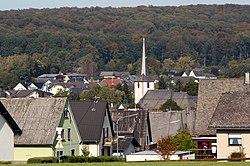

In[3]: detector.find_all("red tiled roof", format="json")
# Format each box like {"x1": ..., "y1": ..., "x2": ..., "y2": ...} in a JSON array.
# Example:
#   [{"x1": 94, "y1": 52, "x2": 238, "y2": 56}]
[{"x1": 100, "y1": 79, "x2": 120, "y2": 87}]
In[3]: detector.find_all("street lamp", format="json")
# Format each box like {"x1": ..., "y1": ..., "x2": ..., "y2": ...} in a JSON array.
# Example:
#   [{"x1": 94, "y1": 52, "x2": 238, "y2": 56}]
[{"x1": 116, "y1": 113, "x2": 138, "y2": 158}]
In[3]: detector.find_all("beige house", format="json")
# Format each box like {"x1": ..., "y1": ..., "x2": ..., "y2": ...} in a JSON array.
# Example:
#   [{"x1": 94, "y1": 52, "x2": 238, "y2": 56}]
[{"x1": 209, "y1": 92, "x2": 250, "y2": 159}]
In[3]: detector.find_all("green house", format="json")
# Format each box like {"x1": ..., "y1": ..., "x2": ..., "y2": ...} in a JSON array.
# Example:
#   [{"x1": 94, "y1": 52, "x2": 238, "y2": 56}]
[{"x1": 0, "y1": 97, "x2": 81, "y2": 161}]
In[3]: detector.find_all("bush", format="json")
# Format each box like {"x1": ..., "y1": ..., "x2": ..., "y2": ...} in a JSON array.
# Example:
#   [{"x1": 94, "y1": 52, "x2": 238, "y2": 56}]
[
  {"x1": 27, "y1": 156, "x2": 58, "y2": 163},
  {"x1": 0, "y1": 161, "x2": 11, "y2": 164},
  {"x1": 229, "y1": 147, "x2": 246, "y2": 162},
  {"x1": 61, "y1": 156, "x2": 123, "y2": 163}
]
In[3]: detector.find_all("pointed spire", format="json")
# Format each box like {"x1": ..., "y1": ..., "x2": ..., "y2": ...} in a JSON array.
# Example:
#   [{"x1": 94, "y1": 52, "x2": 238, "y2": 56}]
[{"x1": 141, "y1": 37, "x2": 146, "y2": 76}]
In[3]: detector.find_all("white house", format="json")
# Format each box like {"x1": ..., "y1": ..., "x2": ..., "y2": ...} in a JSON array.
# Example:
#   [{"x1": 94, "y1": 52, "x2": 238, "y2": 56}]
[
  {"x1": 13, "y1": 83, "x2": 27, "y2": 91},
  {"x1": 0, "y1": 102, "x2": 22, "y2": 161},
  {"x1": 48, "y1": 83, "x2": 74, "y2": 95}
]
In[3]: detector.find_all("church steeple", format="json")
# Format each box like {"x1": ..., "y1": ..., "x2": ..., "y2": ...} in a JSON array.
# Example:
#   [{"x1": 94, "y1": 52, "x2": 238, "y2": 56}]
[{"x1": 141, "y1": 37, "x2": 146, "y2": 76}]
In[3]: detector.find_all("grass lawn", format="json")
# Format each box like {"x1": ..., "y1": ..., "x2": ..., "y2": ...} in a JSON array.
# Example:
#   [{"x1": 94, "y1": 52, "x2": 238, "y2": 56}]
[{"x1": 8, "y1": 162, "x2": 250, "y2": 166}]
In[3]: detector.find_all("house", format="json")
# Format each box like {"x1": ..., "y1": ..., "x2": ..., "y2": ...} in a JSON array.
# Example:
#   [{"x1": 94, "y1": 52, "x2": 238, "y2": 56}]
[
  {"x1": 100, "y1": 78, "x2": 121, "y2": 87},
  {"x1": 194, "y1": 74, "x2": 250, "y2": 158},
  {"x1": 13, "y1": 83, "x2": 27, "y2": 91},
  {"x1": 65, "y1": 73, "x2": 87, "y2": 83},
  {"x1": 37, "y1": 74, "x2": 60, "y2": 82},
  {"x1": 70, "y1": 100, "x2": 115, "y2": 156},
  {"x1": 3, "y1": 90, "x2": 52, "y2": 98},
  {"x1": 111, "y1": 109, "x2": 152, "y2": 151},
  {"x1": 182, "y1": 69, "x2": 217, "y2": 80},
  {"x1": 126, "y1": 150, "x2": 195, "y2": 162},
  {"x1": 0, "y1": 101, "x2": 22, "y2": 161},
  {"x1": 0, "y1": 98, "x2": 81, "y2": 161},
  {"x1": 48, "y1": 82, "x2": 74, "y2": 95},
  {"x1": 99, "y1": 71, "x2": 130, "y2": 79},
  {"x1": 209, "y1": 92, "x2": 250, "y2": 159},
  {"x1": 112, "y1": 137, "x2": 140, "y2": 158},
  {"x1": 138, "y1": 89, "x2": 197, "y2": 111}
]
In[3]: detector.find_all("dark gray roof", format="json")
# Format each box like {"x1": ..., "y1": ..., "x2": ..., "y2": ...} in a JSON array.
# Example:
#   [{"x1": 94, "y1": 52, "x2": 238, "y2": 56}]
[
  {"x1": 138, "y1": 90, "x2": 196, "y2": 111},
  {"x1": 193, "y1": 70, "x2": 205, "y2": 77},
  {"x1": 134, "y1": 75, "x2": 155, "y2": 82},
  {"x1": 111, "y1": 109, "x2": 151, "y2": 151},
  {"x1": 48, "y1": 82, "x2": 74, "y2": 89},
  {"x1": 0, "y1": 101, "x2": 22, "y2": 135},
  {"x1": 99, "y1": 71, "x2": 130, "y2": 77},
  {"x1": 112, "y1": 137, "x2": 140, "y2": 152},
  {"x1": 33, "y1": 82, "x2": 44, "y2": 89},
  {"x1": 195, "y1": 78, "x2": 250, "y2": 136},
  {"x1": 70, "y1": 100, "x2": 114, "y2": 143},
  {"x1": 209, "y1": 92, "x2": 250, "y2": 129},
  {"x1": 0, "y1": 97, "x2": 67, "y2": 145},
  {"x1": 149, "y1": 110, "x2": 196, "y2": 143}
]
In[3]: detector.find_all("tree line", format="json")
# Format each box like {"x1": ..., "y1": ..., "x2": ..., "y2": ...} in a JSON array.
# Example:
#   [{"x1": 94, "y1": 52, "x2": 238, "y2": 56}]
[{"x1": 0, "y1": 5, "x2": 249, "y2": 87}]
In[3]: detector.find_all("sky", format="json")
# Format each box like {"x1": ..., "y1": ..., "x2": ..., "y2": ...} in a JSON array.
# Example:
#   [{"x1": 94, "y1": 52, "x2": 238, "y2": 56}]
[{"x1": 0, "y1": 0, "x2": 249, "y2": 10}]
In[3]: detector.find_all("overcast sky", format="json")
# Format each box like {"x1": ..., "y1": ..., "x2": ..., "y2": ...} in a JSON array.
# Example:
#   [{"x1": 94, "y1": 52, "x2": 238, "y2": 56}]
[{"x1": 0, "y1": 0, "x2": 249, "y2": 10}]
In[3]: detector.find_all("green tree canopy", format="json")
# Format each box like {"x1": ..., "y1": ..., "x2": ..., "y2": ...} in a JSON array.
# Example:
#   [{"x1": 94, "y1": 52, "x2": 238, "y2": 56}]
[
  {"x1": 174, "y1": 129, "x2": 197, "y2": 151},
  {"x1": 160, "y1": 99, "x2": 183, "y2": 111}
]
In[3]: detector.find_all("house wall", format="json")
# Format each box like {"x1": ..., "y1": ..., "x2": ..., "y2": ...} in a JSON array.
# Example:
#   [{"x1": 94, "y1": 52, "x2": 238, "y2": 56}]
[
  {"x1": 100, "y1": 108, "x2": 113, "y2": 156},
  {"x1": 13, "y1": 83, "x2": 27, "y2": 91},
  {"x1": 14, "y1": 147, "x2": 53, "y2": 161},
  {"x1": 57, "y1": 103, "x2": 81, "y2": 156},
  {"x1": 0, "y1": 115, "x2": 14, "y2": 161},
  {"x1": 217, "y1": 132, "x2": 250, "y2": 159},
  {"x1": 134, "y1": 81, "x2": 154, "y2": 104}
]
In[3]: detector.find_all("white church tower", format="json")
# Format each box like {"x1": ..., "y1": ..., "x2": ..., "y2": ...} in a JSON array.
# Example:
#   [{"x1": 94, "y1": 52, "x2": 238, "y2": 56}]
[{"x1": 134, "y1": 37, "x2": 155, "y2": 104}]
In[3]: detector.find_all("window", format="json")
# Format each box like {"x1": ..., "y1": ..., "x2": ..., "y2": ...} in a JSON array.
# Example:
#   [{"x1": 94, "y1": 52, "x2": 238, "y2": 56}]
[
  {"x1": 106, "y1": 127, "x2": 109, "y2": 137},
  {"x1": 147, "y1": 82, "x2": 150, "y2": 88},
  {"x1": 57, "y1": 150, "x2": 64, "y2": 158},
  {"x1": 68, "y1": 128, "x2": 71, "y2": 141},
  {"x1": 64, "y1": 109, "x2": 68, "y2": 118},
  {"x1": 71, "y1": 149, "x2": 75, "y2": 156},
  {"x1": 61, "y1": 129, "x2": 64, "y2": 140},
  {"x1": 228, "y1": 134, "x2": 242, "y2": 146},
  {"x1": 137, "y1": 82, "x2": 140, "y2": 88}
]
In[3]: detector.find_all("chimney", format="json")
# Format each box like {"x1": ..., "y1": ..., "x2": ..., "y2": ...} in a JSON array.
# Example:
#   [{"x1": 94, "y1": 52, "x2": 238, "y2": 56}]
[{"x1": 245, "y1": 73, "x2": 250, "y2": 84}]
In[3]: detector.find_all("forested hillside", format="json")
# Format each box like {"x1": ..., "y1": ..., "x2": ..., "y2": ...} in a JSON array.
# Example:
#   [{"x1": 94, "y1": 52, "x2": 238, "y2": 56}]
[{"x1": 0, "y1": 5, "x2": 249, "y2": 87}]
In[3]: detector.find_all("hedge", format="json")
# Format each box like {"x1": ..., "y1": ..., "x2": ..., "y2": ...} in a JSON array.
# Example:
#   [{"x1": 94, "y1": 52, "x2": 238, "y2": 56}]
[
  {"x1": 61, "y1": 156, "x2": 124, "y2": 163},
  {"x1": 27, "y1": 156, "x2": 58, "y2": 163}
]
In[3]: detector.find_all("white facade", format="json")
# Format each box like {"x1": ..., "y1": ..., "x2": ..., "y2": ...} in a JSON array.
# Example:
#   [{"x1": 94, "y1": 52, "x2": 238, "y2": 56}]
[
  {"x1": 189, "y1": 70, "x2": 206, "y2": 79},
  {"x1": 13, "y1": 83, "x2": 27, "y2": 91},
  {"x1": 27, "y1": 83, "x2": 38, "y2": 90},
  {"x1": 0, "y1": 114, "x2": 14, "y2": 161},
  {"x1": 126, "y1": 151, "x2": 195, "y2": 162},
  {"x1": 134, "y1": 81, "x2": 154, "y2": 104}
]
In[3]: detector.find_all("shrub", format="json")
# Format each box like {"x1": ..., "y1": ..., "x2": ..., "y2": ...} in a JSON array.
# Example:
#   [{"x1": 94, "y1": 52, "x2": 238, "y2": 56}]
[
  {"x1": 0, "y1": 161, "x2": 11, "y2": 164},
  {"x1": 27, "y1": 156, "x2": 58, "y2": 163},
  {"x1": 229, "y1": 147, "x2": 246, "y2": 162},
  {"x1": 61, "y1": 156, "x2": 123, "y2": 163}
]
